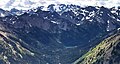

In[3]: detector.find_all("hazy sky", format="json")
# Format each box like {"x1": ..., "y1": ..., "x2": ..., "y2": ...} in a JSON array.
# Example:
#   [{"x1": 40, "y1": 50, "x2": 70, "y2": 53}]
[{"x1": 0, "y1": 0, "x2": 119, "y2": 10}]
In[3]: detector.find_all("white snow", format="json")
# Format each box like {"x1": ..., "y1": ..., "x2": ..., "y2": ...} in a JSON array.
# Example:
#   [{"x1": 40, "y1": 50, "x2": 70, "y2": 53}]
[
  {"x1": 117, "y1": 28, "x2": 120, "y2": 30},
  {"x1": 86, "y1": 16, "x2": 90, "y2": 19},
  {"x1": 51, "y1": 21, "x2": 57, "y2": 23},
  {"x1": 76, "y1": 23, "x2": 81, "y2": 25},
  {"x1": 0, "y1": 13, "x2": 5, "y2": 17},
  {"x1": 51, "y1": 21, "x2": 59, "y2": 24},
  {"x1": 107, "y1": 20, "x2": 110, "y2": 31},
  {"x1": 117, "y1": 19, "x2": 120, "y2": 22},
  {"x1": 107, "y1": 20, "x2": 110, "y2": 23},
  {"x1": 12, "y1": 21, "x2": 16, "y2": 24}
]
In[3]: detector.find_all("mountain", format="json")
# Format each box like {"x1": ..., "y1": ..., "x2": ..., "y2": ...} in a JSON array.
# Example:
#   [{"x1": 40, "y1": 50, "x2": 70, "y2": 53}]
[
  {"x1": 73, "y1": 30, "x2": 120, "y2": 64},
  {"x1": 0, "y1": 5, "x2": 120, "y2": 64}
]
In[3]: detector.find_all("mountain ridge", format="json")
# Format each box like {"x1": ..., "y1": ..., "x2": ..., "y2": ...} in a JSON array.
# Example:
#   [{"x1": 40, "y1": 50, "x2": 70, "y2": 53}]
[
  {"x1": 73, "y1": 31, "x2": 120, "y2": 64},
  {"x1": 0, "y1": 5, "x2": 120, "y2": 64}
]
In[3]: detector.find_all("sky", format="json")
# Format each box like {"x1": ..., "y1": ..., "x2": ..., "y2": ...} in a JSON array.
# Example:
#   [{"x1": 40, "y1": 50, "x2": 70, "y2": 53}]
[{"x1": 0, "y1": 0, "x2": 120, "y2": 10}]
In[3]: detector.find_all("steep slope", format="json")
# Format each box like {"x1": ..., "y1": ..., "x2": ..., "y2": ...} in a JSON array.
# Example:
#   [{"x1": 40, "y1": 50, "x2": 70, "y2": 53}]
[
  {"x1": 0, "y1": 30, "x2": 36, "y2": 64},
  {"x1": 0, "y1": 23, "x2": 82, "y2": 64},
  {"x1": 74, "y1": 31, "x2": 120, "y2": 64},
  {"x1": 0, "y1": 5, "x2": 120, "y2": 64}
]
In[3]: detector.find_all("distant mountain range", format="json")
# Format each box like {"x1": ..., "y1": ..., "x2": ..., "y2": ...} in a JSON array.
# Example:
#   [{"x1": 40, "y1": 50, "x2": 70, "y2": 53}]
[{"x1": 0, "y1": 5, "x2": 120, "y2": 64}]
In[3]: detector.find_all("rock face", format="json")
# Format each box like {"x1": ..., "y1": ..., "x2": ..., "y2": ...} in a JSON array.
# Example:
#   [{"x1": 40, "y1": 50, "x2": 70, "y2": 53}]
[
  {"x1": 0, "y1": 5, "x2": 120, "y2": 64},
  {"x1": 74, "y1": 32, "x2": 120, "y2": 64}
]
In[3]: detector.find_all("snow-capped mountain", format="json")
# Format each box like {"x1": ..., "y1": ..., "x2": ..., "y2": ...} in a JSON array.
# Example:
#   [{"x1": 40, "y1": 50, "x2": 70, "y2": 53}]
[
  {"x1": 0, "y1": 2, "x2": 120, "y2": 64},
  {"x1": 0, "y1": 5, "x2": 120, "y2": 31}
]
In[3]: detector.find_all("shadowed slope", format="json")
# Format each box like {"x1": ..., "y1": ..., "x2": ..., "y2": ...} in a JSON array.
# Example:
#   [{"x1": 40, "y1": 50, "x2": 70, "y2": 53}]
[{"x1": 74, "y1": 31, "x2": 120, "y2": 64}]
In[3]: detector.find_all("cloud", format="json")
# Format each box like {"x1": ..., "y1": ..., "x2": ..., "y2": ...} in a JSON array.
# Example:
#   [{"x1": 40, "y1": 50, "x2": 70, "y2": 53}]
[
  {"x1": 0, "y1": 0, "x2": 119, "y2": 10},
  {"x1": 5, "y1": 0, "x2": 15, "y2": 8}
]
